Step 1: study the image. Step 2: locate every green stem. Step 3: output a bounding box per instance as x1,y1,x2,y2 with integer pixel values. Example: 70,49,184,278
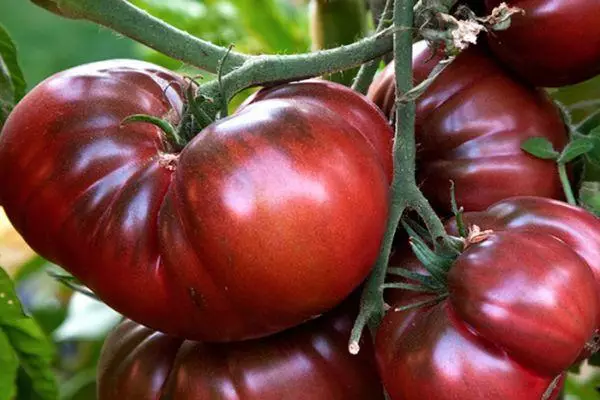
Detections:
352,0,394,94
558,162,576,205
349,0,415,354
56,0,248,74
350,0,452,353
199,28,394,114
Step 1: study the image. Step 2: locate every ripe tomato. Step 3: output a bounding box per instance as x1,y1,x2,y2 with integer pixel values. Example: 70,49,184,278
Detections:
485,0,600,87
97,301,385,400
0,60,391,342
378,196,600,399
368,42,567,214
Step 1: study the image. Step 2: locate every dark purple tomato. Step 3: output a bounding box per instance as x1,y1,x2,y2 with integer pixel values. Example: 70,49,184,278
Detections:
97,302,385,400
368,42,568,214
0,60,391,342
485,0,600,87
377,196,600,399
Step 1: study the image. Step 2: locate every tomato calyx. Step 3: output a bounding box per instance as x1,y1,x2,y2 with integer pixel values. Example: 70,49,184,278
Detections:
119,79,218,152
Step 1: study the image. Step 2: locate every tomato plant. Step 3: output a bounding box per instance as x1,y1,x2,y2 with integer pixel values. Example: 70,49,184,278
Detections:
378,196,600,399
97,300,385,400
368,42,568,213
0,59,391,343
484,0,600,88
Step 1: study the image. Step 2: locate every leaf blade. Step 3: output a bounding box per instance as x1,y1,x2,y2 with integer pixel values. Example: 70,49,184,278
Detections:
521,137,559,160
0,329,18,400
558,137,595,164
0,24,25,102
0,268,58,400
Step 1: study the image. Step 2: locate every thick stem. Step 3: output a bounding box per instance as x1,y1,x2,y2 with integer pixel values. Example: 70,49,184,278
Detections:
56,0,248,74
352,0,394,94
198,28,394,113
350,0,452,353
349,0,415,354
54,0,395,92
558,162,576,205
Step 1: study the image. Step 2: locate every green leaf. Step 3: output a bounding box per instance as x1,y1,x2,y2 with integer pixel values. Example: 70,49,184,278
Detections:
0,267,27,320
3,318,58,400
0,268,58,400
521,137,560,160
558,137,596,164
579,181,600,217
0,330,18,400
0,23,26,124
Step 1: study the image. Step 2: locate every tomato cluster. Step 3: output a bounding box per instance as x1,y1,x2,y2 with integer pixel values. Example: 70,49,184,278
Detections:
2,1,600,398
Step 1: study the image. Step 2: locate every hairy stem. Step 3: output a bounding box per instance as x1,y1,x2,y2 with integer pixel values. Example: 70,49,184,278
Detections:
352,0,394,94
349,0,415,354
558,163,576,205
56,0,249,74
198,28,394,113
350,0,452,353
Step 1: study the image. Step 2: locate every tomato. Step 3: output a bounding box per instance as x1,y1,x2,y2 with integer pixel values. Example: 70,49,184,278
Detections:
0,60,391,342
368,42,567,214
377,196,600,399
485,0,600,88
97,301,385,400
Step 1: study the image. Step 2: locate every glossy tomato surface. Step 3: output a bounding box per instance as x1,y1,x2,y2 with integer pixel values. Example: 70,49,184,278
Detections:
97,302,385,400
242,80,394,181
0,60,391,342
368,42,567,214
485,0,600,87
377,196,600,399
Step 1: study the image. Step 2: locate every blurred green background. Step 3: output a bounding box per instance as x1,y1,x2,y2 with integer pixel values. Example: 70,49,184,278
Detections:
0,0,599,399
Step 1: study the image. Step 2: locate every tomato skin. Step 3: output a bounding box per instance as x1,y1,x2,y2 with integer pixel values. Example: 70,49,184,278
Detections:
243,80,394,182
97,302,385,400
485,0,600,87
377,303,565,400
378,197,599,399
449,231,597,375
368,42,567,214
452,196,600,325
0,60,390,342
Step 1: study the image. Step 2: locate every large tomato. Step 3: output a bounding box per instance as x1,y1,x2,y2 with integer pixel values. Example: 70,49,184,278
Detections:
485,0,600,88
97,301,385,399
0,60,391,342
368,42,567,214
377,196,600,399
